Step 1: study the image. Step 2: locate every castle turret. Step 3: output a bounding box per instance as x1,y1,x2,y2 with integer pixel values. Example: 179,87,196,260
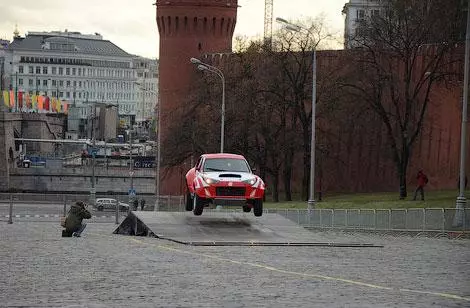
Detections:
156,0,238,194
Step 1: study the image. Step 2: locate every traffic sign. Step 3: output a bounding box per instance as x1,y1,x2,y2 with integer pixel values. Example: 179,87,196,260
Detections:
128,189,136,196
129,171,135,177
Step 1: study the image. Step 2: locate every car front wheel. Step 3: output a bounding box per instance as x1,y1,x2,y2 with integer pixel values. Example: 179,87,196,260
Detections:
253,199,263,217
193,194,204,216
185,192,193,211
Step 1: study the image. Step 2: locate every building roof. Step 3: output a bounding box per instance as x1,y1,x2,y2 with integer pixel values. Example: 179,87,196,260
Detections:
8,32,131,57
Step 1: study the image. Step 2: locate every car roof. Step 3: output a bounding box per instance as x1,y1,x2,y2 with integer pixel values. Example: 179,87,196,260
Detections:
201,153,245,160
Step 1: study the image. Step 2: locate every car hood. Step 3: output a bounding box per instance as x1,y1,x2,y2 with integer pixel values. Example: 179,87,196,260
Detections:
202,171,256,181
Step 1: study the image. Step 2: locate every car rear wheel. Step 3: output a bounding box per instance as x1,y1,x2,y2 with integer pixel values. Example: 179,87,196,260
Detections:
242,205,251,212
185,192,193,211
253,199,263,217
193,195,204,216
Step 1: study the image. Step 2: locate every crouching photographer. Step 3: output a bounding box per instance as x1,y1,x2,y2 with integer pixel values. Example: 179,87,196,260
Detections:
63,201,92,237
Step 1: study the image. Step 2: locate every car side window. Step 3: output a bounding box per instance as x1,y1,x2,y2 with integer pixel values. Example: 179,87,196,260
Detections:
196,157,203,171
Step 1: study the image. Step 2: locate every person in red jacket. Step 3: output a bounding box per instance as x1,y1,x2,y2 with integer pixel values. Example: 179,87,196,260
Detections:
413,169,429,201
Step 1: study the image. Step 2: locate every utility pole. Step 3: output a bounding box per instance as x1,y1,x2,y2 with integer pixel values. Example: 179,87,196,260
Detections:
90,103,96,203
129,124,134,203
454,0,470,227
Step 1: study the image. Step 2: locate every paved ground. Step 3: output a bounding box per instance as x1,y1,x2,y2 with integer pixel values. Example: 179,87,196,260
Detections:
0,221,469,308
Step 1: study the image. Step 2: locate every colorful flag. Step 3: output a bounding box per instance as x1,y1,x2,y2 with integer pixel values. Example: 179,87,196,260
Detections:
63,102,68,114
9,90,14,107
2,90,9,107
51,97,57,112
25,93,32,109
44,96,50,112
18,91,23,109
37,95,44,110
32,95,37,110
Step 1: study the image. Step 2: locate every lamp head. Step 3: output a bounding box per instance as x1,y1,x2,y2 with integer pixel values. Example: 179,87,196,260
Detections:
276,17,301,32
275,17,289,24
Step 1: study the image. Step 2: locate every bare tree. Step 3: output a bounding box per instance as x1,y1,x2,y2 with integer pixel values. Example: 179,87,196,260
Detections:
342,0,464,198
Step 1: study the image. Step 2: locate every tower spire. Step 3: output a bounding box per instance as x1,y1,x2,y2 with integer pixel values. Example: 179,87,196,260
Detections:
13,24,20,38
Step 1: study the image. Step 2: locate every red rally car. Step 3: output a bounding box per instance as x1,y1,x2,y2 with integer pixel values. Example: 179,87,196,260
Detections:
185,153,266,216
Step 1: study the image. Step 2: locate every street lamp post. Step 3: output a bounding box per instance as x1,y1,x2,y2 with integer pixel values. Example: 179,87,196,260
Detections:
128,126,134,204
190,57,226,153
455,0,470,226
276,17,316,211
135,82,160,211
90,102,96,203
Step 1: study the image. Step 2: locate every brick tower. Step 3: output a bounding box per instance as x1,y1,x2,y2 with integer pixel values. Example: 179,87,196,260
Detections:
156,0,238,194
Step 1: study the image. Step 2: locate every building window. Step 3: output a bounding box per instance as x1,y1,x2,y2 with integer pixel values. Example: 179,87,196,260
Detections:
59,67,63,75
79,81,82,87
52,80,56,86
18,78,23,85
43,66,48,74
18,66,24,74
66,68,70,75
52,91,56,97
73,81,77,87
66,80,71,87
59,91,63,97
43,80,48,86
78,92,81,99
78,68,82,76
66,91,70,98
357,9,365,20
36,67,41,74
36,79,40,86
29,66,33,74
72,68,76,75
52,67,57,74
29,79,33,86
59,80,64,87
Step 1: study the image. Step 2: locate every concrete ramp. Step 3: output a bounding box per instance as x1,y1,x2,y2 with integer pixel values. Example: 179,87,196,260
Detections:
113,211,382,247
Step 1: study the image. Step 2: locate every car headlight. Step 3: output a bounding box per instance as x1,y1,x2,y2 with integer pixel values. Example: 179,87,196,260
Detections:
202,176,219,185
242,177,257,186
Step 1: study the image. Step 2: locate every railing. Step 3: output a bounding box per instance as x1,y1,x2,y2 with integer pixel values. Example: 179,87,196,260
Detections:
1,193,467,232
266,208,469,232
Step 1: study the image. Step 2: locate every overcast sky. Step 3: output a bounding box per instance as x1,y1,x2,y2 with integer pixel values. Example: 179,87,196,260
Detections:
0,0,347,58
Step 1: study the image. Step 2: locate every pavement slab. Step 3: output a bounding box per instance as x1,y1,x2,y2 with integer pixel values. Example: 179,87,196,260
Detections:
0,222,469,307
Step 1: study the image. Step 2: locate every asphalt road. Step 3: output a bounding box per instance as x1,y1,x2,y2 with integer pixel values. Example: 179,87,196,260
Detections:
0,222,469,307
0,202,127,222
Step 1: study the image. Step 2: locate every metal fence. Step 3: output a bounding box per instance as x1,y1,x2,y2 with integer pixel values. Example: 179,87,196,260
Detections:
266,208,470,232
1,193,468,232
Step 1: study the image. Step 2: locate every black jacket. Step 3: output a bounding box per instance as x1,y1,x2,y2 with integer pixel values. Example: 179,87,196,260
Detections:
65,204,91,231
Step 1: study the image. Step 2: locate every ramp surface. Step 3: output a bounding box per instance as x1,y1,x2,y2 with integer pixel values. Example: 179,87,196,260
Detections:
114,211,382,247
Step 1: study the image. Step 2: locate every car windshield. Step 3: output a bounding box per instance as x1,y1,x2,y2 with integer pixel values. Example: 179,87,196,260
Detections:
203,158,250,173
